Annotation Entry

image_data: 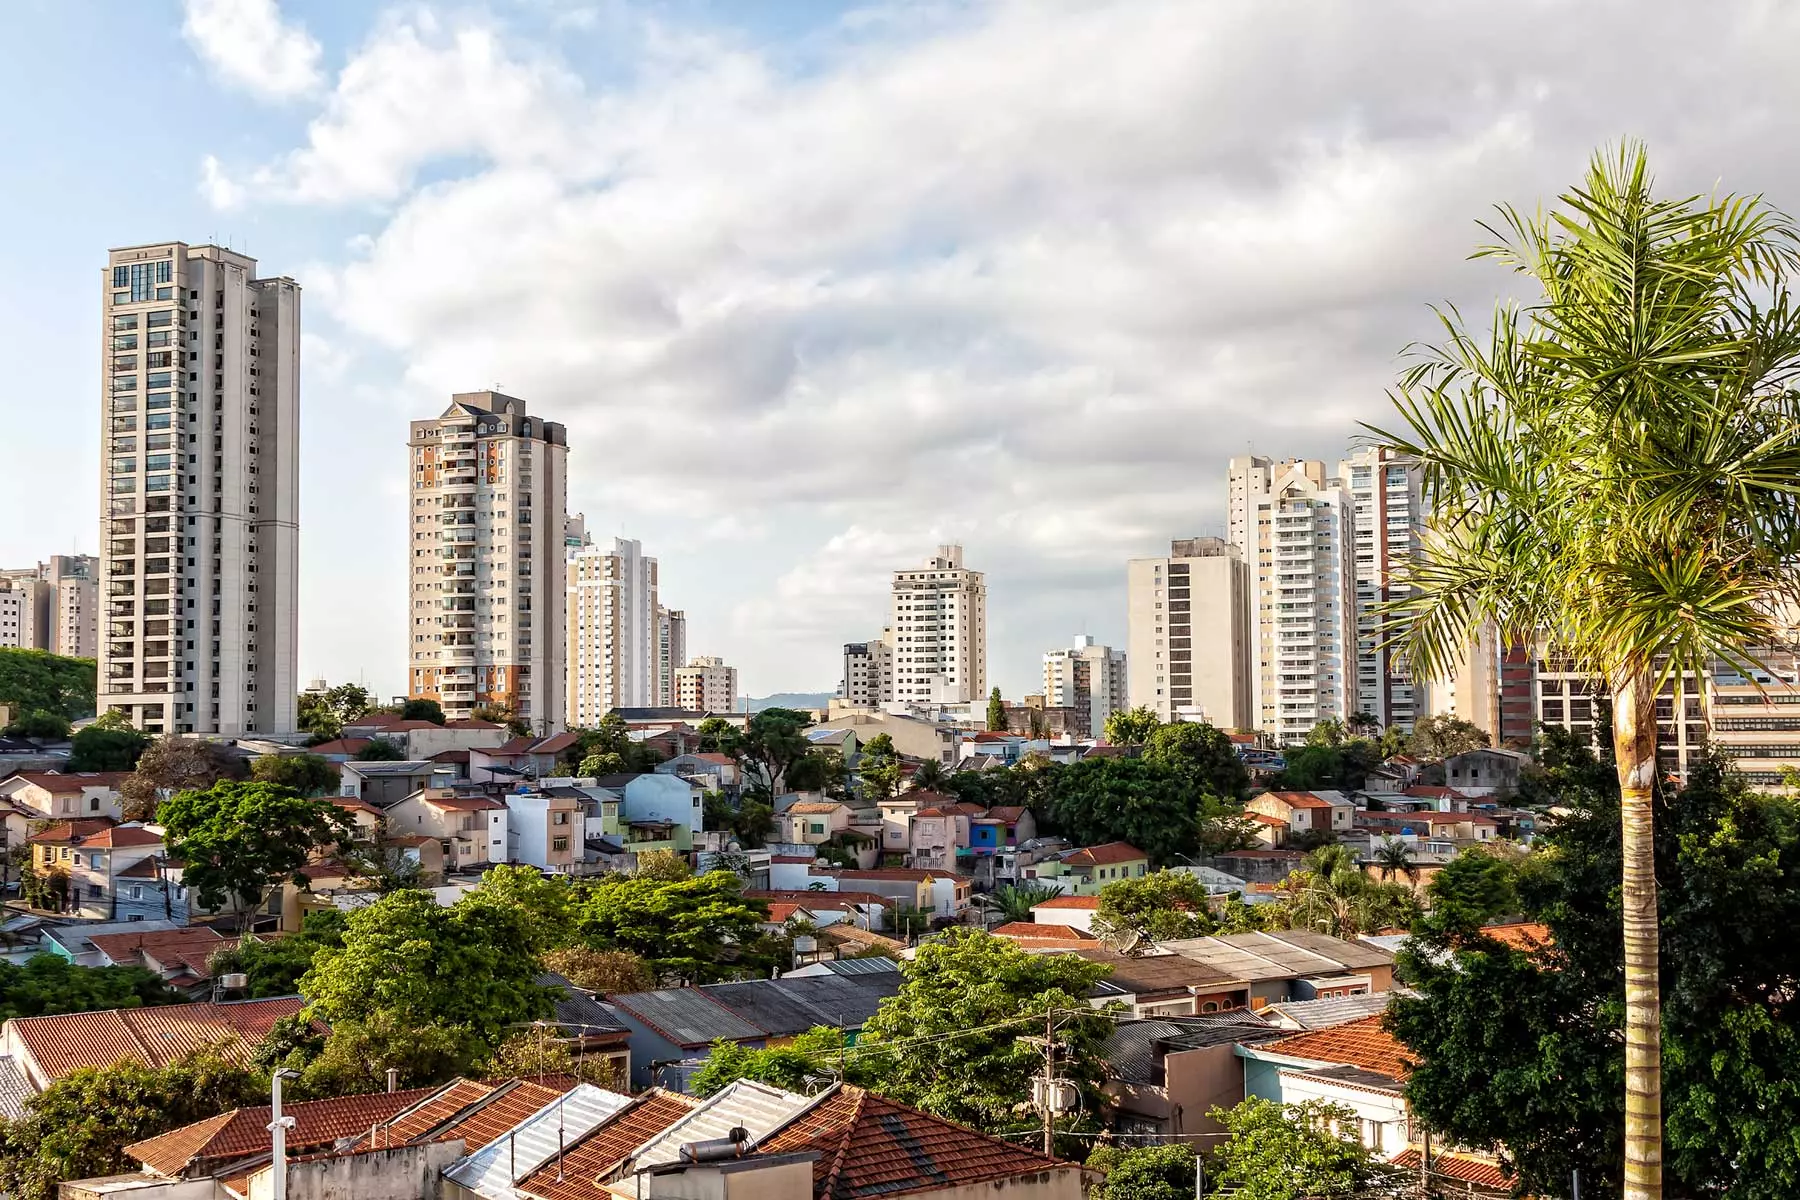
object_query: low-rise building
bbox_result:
[1,995,305,1091]
[1030,893,1100,932]
[780,801,854,845]
[0,771,128,822]
[505,787,584,873]
[1026,842,1150,895]
[24,820,189,921]
[1157,931,1396,1009]
[1245,791,1355,844]
[87,926,229,992]
[1103,1014,1288,1146]
[386,788,509,872]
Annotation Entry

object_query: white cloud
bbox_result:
[210,0,1800,694]
[181,0,323,100]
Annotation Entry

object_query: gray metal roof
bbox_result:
[0,1056,29,1120]
[536,973,631,1035]
[444,1083,633,1198]
[1284,1062,1405,1092]
[1265,991,1392,1031]
[1158,938,1294,982]
[1104,1016,1279,1085]
[1212,933,1347,975]
[610,988,765,1047]
[772,975,897,1029]
[1261,930,1397,971]
[814,956,899,978]
[699,975,899,1037]
[629,1080,817,1169]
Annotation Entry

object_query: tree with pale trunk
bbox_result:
[1370,142,1800,1199]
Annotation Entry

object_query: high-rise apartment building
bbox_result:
[891,546,987,703]
[99,243,299,735]
[1228,452,1427,743]
[1126,538,1251,728]
[674,655,738,713]
[408,391,567,729]
[655,606,687,707]
[1042,635,1128,739]
[0,557,99,657]
[841,629,894,707]
[1430,623,1535,747]
[567,535,658,723]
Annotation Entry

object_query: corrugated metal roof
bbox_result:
[1158,938,1293,981]
[443,1083,634,1198]
[0,1056,31,1120]
[630,1079,819,1170]
[610,988,764,1048]
[815,957,898,978]
[1104,1016,1279,1085]
[1266,991,1392,1031]
[1214,933,1346,974]
[1261,930,1396,970]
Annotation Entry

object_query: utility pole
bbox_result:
[1042,1009,1056,1157]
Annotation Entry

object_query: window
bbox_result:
[551,836,569,852]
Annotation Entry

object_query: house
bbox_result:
[1102,1014,1288,1145]
[815,709,963,765]
[904,802,983,870]
[821,867,971,918]
[1068,947,1251,1015]
[607,988,769,1089]
[24,820,190,921]
[386,788,509,872]
[0,771,128,822]
[1027,842,1149,895]
[655,752,740,792]
[38,917,187,967]
[745,889,894,931]
[338,714,512,761]
[338,758,458,807]
[1030,893,1100,933]
[1212,847,1307,884]
[505,787,583,872]
[972,805,1037,868]
[1238,1015,1416,1156]
[1245,791,1355,843]
[469,731,582,781]
[1359,807,1498,845]
[597,772,705,845]
[1443,747,1529,796]
[989,921,1097,949]
[1,995,306,1090]
[781,801,854,846]
[87,925,229,991]
[1158,931,1396,1008]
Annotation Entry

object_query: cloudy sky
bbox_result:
[6,0,1799,701]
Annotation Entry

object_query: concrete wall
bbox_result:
[624,775,704,837]
[248,1140,465,1200]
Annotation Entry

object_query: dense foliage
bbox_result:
[1204,1097,1385,1199]
[120,735,247,819]
[297,682,374,742]
[249,752,341,797]
[0,648,96,721]
[1087,1144,1198,1200]
[0,955,181,1020]
[573,870,773,982]
[67,711,149,771]
[690,1026,844,1096]
[160,781,352,923]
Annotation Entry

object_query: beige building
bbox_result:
[1127,538,1251,729]
[1042,635,1128,739]
[0,557,100,657]
[567,533,658,723]
[408,391,568,729]
[841,628,893,707]
[655,604,687,706]
[100,243,300,736]
[674,655,738,713]
[891,545,986,703]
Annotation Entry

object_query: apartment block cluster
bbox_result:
[0,556,97,657]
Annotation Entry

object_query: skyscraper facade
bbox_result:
[1126,537,1251,728]
[655,605,687,707]
[890,545,987,703]
[567,535,658,723]
[408,391,567,728]
[99,243,299,735]
[1042,635,1128,739]
[674,655,738,713]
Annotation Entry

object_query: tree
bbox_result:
[482,1028,624,1090]
[695,717,738,755]
[160,781,352,927]
[353,736,405,761]
[298,683,374,741]
[470,701,530,737]
[1144,720,1250,799]
[210,911,346,998]
[1086,1144,1197,1200]
[1102,706,1159,747]
[1406,714,1491,760]
[1276,739,1380,791]
[986,687,1006,732]
[66,711,149,771]
[1043,757,1197,866]
[1391,756,1800,1199]
[1270,845,1419,938]
[1304,718,1347,748]
[400,697,446,725]
[249,753,341,797]
[574,872,772,983]
[540,946,654,995]
[2,711,69,741]
[981,881,1063,924]
[578,751,626,777]
[735,707,814,795]
[0,954,181,1020]
[690,1026,843,1096]
[635,849,692,881]
[294,1011,470,1097]
[911,758,949,791]
[120,736,246,820]
[857,733,901,804]
[1205,1097,1385,1200]
[300,889,553,1059]
[0,1050,263,1200]
[1093,870,1216,945]
[465,864,579,951]
[1368,145,1800,1199]
[1371,838,1418,887]
[853,929,1115,1133]
[703,791,774,849]
[0,648,96,721]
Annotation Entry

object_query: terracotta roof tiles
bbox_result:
[1061,841,1146,867]
[1263,1014,1412,1081]
[1389,1149,1512,1189]
[9,996,306,1082]
[989,922,1094,941]
[1263,791,1346,810]
[516,1091,700,1200]
[1031,895,1099,910]
[128,1087,440,1176]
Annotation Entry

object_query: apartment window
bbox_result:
[552,836,569,852]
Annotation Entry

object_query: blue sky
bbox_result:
[7,0,1800,702]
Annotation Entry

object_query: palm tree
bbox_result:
[910,759,949,792]
[1373,838,1417,888]
[1368,143,1800,1199]
[979,882,1063,924]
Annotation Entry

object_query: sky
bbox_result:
[7,1,1800,702]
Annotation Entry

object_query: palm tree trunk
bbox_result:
[1611,663,1662,1200]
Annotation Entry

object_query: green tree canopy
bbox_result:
[690,1026,843,1097]
[1204,1097,1385,1200]
[1086,1144,1197,1200]
[981,881,1063,924]
[0,1051,263,1200]
[352,736,405,761]
[399,697,446,724]
[986,687,1006,731]
[540,946,654,995]
[1406,714,1491,759]
[736,707,814,795]
[293,1011,470,1097]
[249,752,341,797]
[573,871,771,983]
[1144,719,1250,799]
[1042,757,1197,866]
[852,928,1114,1132]
[160,780,352,925]
[2,711,70,741]
[1093,870,1216,945]
[0,649,96,721]
[67,712,149,771]
[465,863,578,951]
[0,954,181,1020]
[210,912,347,998]
[1102,705,1160,747]
[297,683,374,741]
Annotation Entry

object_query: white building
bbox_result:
[1042,635,1128,739]
[891,545,986,704]
[407,391,568,729]
[841,629,894,707]
[1339,448,1426,730]
[674,655,738,713]
[1126,538,1252,728]
[99,243,300,736]
[566,534,659,723]
[655,605,687,707]
[0,557,100,658]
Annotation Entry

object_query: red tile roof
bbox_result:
[789,802,847,815]
[360,1079,497,1147]
[1264,1014,1412,1081]
[533,732,582,757]
[982,806,1028,822]
[829,868,957,883]
[516,1091,700,1200]
[330,795,382,815]
[770,854,817,864]
[430,749,472,763]
[9,997,307,1083]
[308,738,372,756]
[1061,841,1145,868]
[1,771,130,793]
[433,1080,572,1149]
[418,792,505,812]
[445,718,503,730]
[761,1086,1070,1200]
[1248,812,1289,826]
[694,753,735,767]
[990,921,1093,941]
[87,927,226,971]
[1483,922,1553,952]
[1263,791,1345,810]
[746,889,893,909]
[1389,1149,1512,1189]
[25,817,119,844]
[128,1087,441,1176]
[1031,894,1099,910]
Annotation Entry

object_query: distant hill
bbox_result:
[744,692,836,713]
